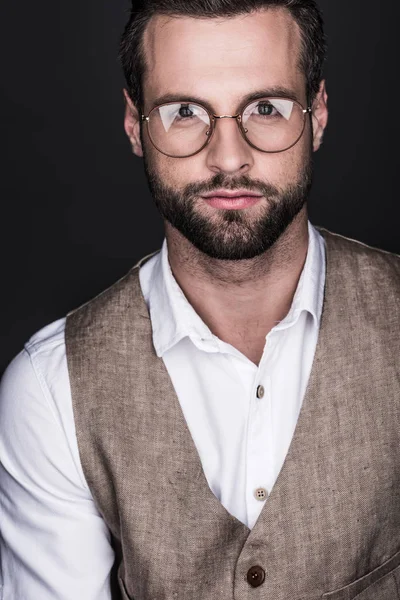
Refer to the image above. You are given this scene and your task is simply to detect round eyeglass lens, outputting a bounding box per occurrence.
[242,98,306,152]
[147,102,211,157]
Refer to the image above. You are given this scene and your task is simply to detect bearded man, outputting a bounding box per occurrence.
[1,1,399,599]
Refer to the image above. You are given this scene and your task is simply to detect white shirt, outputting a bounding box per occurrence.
[0,222,325,600]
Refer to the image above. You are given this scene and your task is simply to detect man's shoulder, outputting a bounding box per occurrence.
[318,227,400,288]
[25,317,67,359]
[1,316,69,439]
[14,317,68,396]
[64,262,153,348]
[68,249,161,322]
[318,226,399,260]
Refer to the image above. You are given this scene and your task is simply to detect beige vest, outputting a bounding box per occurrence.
[65,229,400,600]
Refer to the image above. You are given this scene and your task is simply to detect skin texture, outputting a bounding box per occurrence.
[124,8,328,365]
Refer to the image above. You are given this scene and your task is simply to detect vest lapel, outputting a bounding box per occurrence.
[130,271,250,534]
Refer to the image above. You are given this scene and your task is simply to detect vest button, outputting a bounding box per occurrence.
[247,565,265,588]
[256,385,265,399]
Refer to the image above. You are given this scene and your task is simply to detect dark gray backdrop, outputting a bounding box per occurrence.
[0,1,398,375]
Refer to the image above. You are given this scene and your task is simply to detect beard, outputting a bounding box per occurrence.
[142,147,313,261]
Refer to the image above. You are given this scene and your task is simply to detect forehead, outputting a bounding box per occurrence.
[142,8,305,109]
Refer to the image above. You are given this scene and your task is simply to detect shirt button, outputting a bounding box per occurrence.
[247,565,266,588]
[254,487,268,501]
[256,385,265,399]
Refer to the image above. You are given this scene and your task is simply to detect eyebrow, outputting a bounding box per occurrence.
[150,87,302,113]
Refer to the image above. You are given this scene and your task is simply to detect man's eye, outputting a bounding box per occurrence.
[257,103,277,117]
[178,105,195,118]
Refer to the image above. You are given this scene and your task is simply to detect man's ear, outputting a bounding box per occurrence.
[123,89,144,158]
[311,80,328,152]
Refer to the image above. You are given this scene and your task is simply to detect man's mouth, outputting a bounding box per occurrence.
[201,189,263,210]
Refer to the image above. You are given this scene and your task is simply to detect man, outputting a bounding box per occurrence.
[0,0,399,599]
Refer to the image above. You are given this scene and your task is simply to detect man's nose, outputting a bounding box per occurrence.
[205,116,254,175]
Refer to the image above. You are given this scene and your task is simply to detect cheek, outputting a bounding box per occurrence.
[285,129,312,178]
[143,141,173,179]
[250,119,313,186]
[255,144,308,188]
[160,156,207,188]
[142,119,205,183]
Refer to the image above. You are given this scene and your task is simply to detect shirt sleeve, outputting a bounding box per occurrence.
[0,342,115,600]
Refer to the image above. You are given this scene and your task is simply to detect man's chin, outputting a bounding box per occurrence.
[168,224,272,261]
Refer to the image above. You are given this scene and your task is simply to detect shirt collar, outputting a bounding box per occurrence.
[147,221,325,357]
[147,238,215,357]
[274,220,325,331]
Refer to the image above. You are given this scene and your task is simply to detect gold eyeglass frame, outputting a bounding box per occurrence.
[141,97,313,159]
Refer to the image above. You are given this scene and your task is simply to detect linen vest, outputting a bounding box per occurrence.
[65,229,400,600]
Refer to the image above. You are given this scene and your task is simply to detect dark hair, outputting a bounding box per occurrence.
[119,0,326,111]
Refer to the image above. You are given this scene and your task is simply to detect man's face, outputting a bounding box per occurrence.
[125,8,328,260]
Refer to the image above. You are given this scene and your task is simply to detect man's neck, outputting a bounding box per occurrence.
[165,210,310,366]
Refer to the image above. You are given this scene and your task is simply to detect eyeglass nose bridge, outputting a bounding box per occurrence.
[207,113,248,135]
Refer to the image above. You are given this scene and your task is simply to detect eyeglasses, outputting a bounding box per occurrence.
[141,97,312,158]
